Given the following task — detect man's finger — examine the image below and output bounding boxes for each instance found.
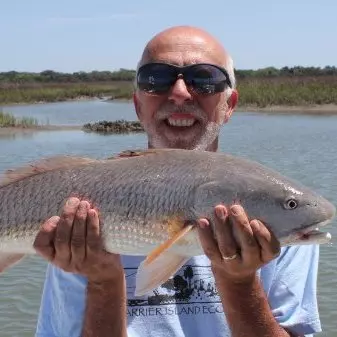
[229,205,259,262]
[251,220,281,263]
[33,216,59,261]
[86,209,101,252]
[54,197,80,262]
[71,200,89,265]
[213,205,240,262]
[197,219,222,263]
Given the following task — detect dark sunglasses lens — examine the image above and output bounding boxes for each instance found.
[137,64,175,94]
[185,64,229,93]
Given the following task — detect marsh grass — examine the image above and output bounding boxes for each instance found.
[237,76,337,107]
[0,82,133,104]
[0,110,39,128]
[0,77,336,107]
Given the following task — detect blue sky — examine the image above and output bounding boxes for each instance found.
[1,0,336,72]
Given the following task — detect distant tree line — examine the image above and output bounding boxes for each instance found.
[236,66,337,78]
[0,66,336,84]
[0,68,136,84]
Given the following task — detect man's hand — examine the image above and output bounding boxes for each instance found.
[33,197,124,283]
[197,204,281,283]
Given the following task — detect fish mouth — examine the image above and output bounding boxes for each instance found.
[280,219,333,246]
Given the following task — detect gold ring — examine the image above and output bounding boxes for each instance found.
[222,253,238,261]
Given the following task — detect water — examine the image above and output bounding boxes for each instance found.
[0,101,336,336]
[3,99,136,126]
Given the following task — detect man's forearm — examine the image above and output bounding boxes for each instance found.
[213,268,294,337]
[82,274,127,337]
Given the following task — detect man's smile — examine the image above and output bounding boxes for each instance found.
[163,113,198,128]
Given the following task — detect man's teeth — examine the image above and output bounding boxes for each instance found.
[167,118,195,127]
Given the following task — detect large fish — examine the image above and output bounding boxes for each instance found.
[0,148,335,295]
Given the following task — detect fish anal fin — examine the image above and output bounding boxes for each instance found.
[0,253,26,274]
[135,252,190,297]
[0,156,98,187]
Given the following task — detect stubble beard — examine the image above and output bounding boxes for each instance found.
[142,103,224,151]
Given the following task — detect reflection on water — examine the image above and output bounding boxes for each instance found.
[0,101,337,336]
[0,130,37,140]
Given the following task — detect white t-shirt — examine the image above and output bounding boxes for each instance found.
[35,245,322,337]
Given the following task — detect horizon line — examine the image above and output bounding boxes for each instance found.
[1,64,336,74]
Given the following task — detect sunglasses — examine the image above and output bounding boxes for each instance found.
[136,62,232,95]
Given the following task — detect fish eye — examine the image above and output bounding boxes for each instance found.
[284,198,298,210]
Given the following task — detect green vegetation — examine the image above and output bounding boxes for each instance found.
[237,76,336,107]
[0,69,136,83]
[1,67,336,107]
[0,110,39,127]
[0,82,134,104]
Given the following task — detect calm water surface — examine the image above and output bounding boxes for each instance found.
[1,101,337,336]
[4,99,136,126]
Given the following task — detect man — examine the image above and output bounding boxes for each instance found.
[34,26,321,337]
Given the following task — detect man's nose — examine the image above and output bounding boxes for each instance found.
[168,78,192,105]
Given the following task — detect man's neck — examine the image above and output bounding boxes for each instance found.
[148,138,219,152]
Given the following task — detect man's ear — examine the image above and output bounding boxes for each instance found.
[224,89,239,123]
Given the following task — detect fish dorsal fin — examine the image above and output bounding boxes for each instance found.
[0,155,98,187]
[107,148,167,160]
[117,149,152,157]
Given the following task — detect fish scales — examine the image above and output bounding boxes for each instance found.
[0,151,210,253]
[99,162,202,254]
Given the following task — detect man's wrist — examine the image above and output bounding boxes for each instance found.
[211,264,257,287]
[87,269,125,290]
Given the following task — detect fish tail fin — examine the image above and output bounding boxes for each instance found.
[0,253,26,274]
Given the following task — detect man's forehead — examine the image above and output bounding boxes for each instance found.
[141,34,226,66]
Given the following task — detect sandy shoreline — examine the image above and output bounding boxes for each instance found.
[0,125,82,136]
[109,100,337,114]
[1,97,337,114]
[0,96,106,108]
[235,104,337,114]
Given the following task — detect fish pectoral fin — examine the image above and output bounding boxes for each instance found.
[135,252,190,297]
[0,253,26,274]
[144,224,195,265]
[134,224,195,296]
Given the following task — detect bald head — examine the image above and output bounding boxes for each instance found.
[137,25,235,88]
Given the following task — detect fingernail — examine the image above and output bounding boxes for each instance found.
[250,220,260,231]
[49,215,60,223]
[215,206,227,220]
[198,218,209,228]
[79,200,89,210]
[89,208,97,216]
[67,197,80,207]
[230,205,242,216]
[44,216,59,230]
